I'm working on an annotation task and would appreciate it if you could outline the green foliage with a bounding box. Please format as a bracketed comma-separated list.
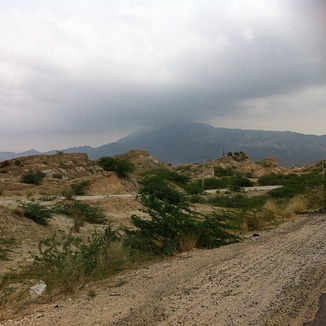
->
[197, 178, 229, 190]
[124, 192, 241, 256]
[20, 171, 45, 185]
[139, 176, 187, 206]
[71, 181, 91, 196]
[97, 156, 135, 178]
[229, 175, 254, 188]
[214, 166, 234, 177]
[54, 201, 107, 224]
[259, 173, 326, 199]
[20, 201, 53, 225]
[184, 183, 204, 195]
[208, 194, 267, 209]
[141, 168, 191, 186]
[0, 160, 11, 168]
[30, 226, 123, 293]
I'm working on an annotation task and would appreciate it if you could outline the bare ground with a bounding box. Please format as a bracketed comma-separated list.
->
[1, 213, 326, 326]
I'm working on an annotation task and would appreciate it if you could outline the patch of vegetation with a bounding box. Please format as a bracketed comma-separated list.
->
[0, 226, 126, 316]
[20, 201, 53, 225]
[14, 159, 23, 166]
[97, 156, 135, 178]
[124, 190, 241, 256]
[208, 194, 267, 209]
[0, 160, 10, 168]
[54, 201, 107, 224]
[141, 168, 191, 187]
[20, 171, 45, 185]
[71, 181, 91, 196]
[139, 176, 187, 206]
[214, 166, 235, 177]
[52, 173, 63, 179]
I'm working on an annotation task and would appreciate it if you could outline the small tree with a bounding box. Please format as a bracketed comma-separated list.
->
[20, 171, 45, 185]
[124, 184, 241, 255]
[97, 156, 135, 178]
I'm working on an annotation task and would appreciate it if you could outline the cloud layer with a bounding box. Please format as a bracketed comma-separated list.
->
[0, 0, 325, 151]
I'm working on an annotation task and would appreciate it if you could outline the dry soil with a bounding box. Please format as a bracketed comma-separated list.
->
[1, 213, 326, 326]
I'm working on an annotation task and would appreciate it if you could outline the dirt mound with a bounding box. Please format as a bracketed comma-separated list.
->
[117, 150, 171, 173]
[176, 152, 289, 179]
[0, 153, 100, 179]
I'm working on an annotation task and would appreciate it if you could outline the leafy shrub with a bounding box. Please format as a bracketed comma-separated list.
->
[71, 181, 91, 196]
[0, 160, 10, 168]
[20, 171, 45, 185]
[29, 226, 123, 293]
[97, 156, 135, 178]
[52, 173, 63, 179]
[55, 201, 107, 224]
[184, 183, 204, 195]
[14, 159, 23, 166]
[139, 176, 187, 206]
[20, 201, 53, 225]
[141, 168, 190, 187]
[214, 166, 234, 177]
[208, 194, 267, 209]
[229, 175, 254, 188]
[196, 178, 229, 190]
[124, 192, 241, 256]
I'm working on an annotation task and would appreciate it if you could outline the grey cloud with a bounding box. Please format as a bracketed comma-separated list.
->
[0, 0, 325, 151]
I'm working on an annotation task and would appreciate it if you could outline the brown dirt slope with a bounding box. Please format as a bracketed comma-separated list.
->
[1, 213, 325, 325]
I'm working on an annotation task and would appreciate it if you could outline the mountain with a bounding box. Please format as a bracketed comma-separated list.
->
[63, 122, 326, 167]
[2, 123, 326, 166]
[0, 149, 42, 162]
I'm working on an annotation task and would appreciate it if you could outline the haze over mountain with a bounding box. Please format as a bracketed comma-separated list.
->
[2, 123, 326, 167]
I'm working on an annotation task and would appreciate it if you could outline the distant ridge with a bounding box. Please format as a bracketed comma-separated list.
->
[1, 122, 326, 166]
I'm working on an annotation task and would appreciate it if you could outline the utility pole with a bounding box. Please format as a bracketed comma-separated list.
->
[202, 157, 207, 188]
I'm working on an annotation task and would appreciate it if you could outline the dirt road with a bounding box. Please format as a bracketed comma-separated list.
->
[2, 213, 326, 326]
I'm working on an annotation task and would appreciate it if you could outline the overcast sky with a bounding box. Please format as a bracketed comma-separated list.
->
[0, 0, 325, 152]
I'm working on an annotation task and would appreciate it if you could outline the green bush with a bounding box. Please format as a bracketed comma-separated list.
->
[54, 201, 107, 224]
[184, 183, 204, 195]
[20, 171, 45, 185]
[97, 156, 135, 178]
[71, 181, 91, 196]
[214, 166, 234, 177]
[208, 194, 267, 209]
[124, 192, 241, 256]
[139, 176, 187, 206]
[20, 201, 53, 225]
[0, 160, 10, 168]
[29, 226, 123, 293]
[141, 168, 190, 187]
[197, 178, 229, 190]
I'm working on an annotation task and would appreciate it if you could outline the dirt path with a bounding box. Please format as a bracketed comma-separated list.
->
[2, 214, 326, 326]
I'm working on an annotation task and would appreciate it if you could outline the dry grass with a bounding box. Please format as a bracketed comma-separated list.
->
[263, 196, 307, 218]
[178, 234, 199, 252]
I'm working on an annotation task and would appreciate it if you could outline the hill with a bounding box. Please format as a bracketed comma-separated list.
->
[62, 122, 326, 167]
[2, 123, 326, 166]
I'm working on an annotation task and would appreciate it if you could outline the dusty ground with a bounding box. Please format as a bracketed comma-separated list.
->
[1, 213, 325, 326]
[1, 153, 325, 325]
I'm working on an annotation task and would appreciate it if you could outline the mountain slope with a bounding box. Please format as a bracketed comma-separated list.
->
[64, 122, 326, 166]
[2, 123, 326, 166]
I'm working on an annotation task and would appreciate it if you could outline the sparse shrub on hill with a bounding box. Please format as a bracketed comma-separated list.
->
[97, 156, 135, 178]
[139, 175, 187, 206]
[0, 160, 11, 168]
[141, 168, 190, 187]
[20, 201, 53, 225]
[54, 201, 107, 224]
[214, 166, 235, 177]
[20, 171, 45, 185]
[71, 181, 91, 196]
[124, 187, 241, 256]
